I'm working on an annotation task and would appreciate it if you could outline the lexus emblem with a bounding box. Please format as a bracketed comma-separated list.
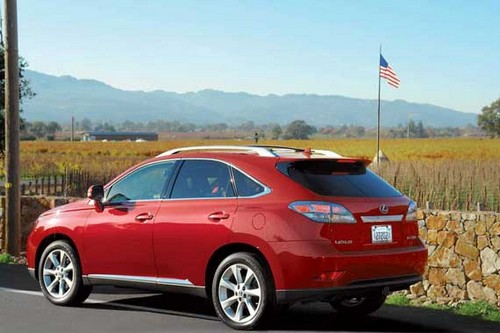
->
[379, 204, 389, 214]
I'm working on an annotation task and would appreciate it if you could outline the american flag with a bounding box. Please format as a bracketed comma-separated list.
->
[380, 55, 400, 88]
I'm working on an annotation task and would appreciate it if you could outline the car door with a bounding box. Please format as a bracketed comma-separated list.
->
[84, 160, 178, 278]
[153, 159, 237, 286]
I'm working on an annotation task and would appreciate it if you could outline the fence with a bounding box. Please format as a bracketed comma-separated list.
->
[0, 170, 114, 198]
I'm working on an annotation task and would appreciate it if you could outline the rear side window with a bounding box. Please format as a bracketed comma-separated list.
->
[232, 168, 266, 197]
[277, 160, 401, 197]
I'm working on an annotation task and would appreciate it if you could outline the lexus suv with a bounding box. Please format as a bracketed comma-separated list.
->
[27, 145, 427, 330]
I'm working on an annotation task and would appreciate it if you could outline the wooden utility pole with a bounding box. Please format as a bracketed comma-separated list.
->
[4, 0, 20, 256]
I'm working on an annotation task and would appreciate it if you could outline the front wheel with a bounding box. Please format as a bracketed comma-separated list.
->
[38, 240, 92, 306]
[212, 253, 275, 330]
[330, 293, 386, 316]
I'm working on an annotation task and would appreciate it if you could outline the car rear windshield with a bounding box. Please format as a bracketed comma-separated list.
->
[277, 160, 401, 197]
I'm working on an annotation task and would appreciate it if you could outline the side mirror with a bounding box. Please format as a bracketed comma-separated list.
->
[87, 185, 104, 212]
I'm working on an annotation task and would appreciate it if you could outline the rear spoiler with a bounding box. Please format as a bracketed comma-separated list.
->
[338, 158, 373, 167]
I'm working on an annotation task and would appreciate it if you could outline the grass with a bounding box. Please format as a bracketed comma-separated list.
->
[455, 301, 500, 322]
[386, 295, 500, 322]
[385, 294, 411, 306]
[0, 252, 14, 264]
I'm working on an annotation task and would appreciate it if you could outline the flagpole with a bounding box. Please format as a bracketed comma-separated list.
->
[376, 44, 382, 165]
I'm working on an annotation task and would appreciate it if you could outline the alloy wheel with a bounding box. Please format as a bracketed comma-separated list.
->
[42, 249, 75, 299]
[217, 263, 262, 324]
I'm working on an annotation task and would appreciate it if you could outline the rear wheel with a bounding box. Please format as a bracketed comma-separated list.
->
[330, 294, 386, 316]
[212, 252, 275, 330]
[38, 240, 92, 306]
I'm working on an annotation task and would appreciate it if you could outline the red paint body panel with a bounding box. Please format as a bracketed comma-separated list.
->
[153, 199, 236, 284]
[26, 200, 92, 270]
[84, 201, 159, 277]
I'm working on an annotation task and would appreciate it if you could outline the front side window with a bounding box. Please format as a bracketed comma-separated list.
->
[106, 161, 177, 203]
[171, 160, 235, 199]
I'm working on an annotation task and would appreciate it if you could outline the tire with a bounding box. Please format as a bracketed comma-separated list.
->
[38, 240, 92, 306]
[212, 252, 275, 330]
[330, 293, 386, 316]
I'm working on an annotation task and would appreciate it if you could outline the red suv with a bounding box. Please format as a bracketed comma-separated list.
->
[27, 145, 427, 330]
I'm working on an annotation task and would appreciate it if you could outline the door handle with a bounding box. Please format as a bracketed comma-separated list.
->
[208, 211, 230, 222]
[135, 213, 154, 222]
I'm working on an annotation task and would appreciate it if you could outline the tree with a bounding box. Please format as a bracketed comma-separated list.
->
[94, 122, 116, 132]
[478, 98, 500, 137]
[238, 121, 255, 132]
[79, 118, 93, 131]
[30, 121, 48, 138]
[270, 124, 282, 139]
[0, 47, 36, 154]
[416, 120, 427, 138]
[46, 121, 62, 135]
[283, 120, 316, 140]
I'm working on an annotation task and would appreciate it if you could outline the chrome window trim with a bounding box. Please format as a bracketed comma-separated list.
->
[162, 197, 237, 202]
[360, 214, 404, 223]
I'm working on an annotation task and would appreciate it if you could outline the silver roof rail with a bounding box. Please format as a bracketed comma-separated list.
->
[156, 145, 343, 158]
[156, 145, 277, 157]
[250, 145, 342, 158]
[309, 149, 343, 158]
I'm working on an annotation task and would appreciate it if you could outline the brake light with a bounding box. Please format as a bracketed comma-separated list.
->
[406, 201, 417, 221]
[289, 201, 356, 223]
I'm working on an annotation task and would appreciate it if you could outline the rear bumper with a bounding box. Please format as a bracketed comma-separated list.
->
[269, 240, 427, 293]
[276, 274, 421, 304]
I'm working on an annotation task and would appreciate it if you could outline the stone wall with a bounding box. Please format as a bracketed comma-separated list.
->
[411, 210, 500, 306]
[0, 197, 499, 305]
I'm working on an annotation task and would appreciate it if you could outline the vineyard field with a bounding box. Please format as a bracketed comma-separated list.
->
[7, 138, 500, 212]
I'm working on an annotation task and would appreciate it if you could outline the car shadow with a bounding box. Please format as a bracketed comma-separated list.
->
[83, 292, 219, 320]
[0, 263, 40, 291]
[82, 292, 500, 333]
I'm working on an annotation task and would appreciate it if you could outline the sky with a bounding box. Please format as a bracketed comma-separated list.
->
[9, 0, 500, 114]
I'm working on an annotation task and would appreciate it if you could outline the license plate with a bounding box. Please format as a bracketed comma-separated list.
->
[371, 225, 392, 244]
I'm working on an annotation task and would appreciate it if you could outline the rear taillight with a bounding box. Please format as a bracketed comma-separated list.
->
[406, 201, 417, 221]
[404, 201, 421, 245]
[289, 201, 356, 223]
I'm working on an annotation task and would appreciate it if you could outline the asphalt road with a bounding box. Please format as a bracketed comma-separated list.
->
[1, 264, 498, 333]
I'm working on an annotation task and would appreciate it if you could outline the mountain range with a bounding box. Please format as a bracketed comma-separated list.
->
[22, 70, 478, 128]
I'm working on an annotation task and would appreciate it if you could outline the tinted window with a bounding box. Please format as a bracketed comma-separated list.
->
[277, 160, 401, 197]
[106, 161, 177, 203]
[232, 168, 266, 197]
[171, 160, 235, 199]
